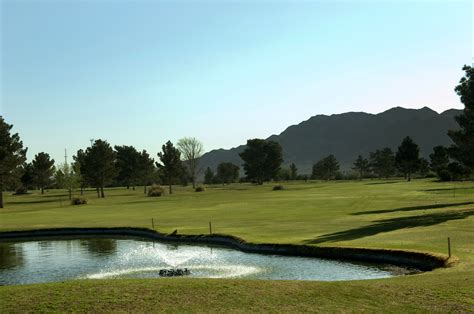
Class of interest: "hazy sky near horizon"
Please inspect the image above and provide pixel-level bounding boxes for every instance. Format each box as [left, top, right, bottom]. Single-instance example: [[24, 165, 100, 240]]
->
[[1, 0, 472, 163]]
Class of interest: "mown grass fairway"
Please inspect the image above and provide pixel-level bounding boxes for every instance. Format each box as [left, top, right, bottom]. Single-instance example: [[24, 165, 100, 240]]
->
[[1, 179, 473, 312]]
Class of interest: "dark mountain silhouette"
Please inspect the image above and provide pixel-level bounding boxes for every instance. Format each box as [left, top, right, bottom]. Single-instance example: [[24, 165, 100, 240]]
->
[[199, 107, 461, 175]]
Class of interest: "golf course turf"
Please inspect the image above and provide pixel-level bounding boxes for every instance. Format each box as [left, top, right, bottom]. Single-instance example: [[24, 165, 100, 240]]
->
[[1, 179, 473, 312]]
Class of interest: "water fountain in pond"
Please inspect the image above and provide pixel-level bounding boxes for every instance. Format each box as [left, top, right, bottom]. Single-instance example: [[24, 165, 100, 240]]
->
[[148, 245, 194, 276], [159, 268, 191, 277], [131, 243, 259, 279], [0, 238, 411, 285], [100, 243, 226, 278]]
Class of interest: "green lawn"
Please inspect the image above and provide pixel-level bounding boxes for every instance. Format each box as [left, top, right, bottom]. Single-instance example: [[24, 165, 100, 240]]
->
[[1, 179, 473, 312]]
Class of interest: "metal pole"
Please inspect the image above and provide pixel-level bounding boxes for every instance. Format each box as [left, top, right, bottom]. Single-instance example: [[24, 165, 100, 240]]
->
[[448, 237, 451, 258], [209, 221, 212, 235]]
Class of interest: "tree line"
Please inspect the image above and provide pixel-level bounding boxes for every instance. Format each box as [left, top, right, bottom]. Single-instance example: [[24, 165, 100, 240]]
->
[[0, 132, 206, 207], [1, 65, 473, 207], [72, 137, 206, 198]]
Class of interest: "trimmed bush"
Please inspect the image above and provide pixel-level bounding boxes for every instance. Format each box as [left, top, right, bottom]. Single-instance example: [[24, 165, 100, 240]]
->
[[195, 186, 205, 192], [148, 185, 165, 197], [71, 197, 87, 205], [272, 185, 284, 191]]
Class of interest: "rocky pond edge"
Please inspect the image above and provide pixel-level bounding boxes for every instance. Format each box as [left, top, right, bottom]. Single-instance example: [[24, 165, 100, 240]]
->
[[0, 227, 458, 271]]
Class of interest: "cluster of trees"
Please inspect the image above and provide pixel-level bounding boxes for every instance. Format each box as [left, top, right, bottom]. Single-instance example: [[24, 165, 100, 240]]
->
[[203, 162, 240, 185], [203, 139, 286, 185], [74, 137, 205, 197], [224, 137, 449, 184], [347, 137, 428, 181], [13, 140, 156, 200], [273, 163, 302, 181], [239, 139, 283, 184], [312, 155, 340, 180], [10, 152, 57, 196], [0, 125, 206, 207], [349, 66, 474, 182], [429, 146, 471, 182]]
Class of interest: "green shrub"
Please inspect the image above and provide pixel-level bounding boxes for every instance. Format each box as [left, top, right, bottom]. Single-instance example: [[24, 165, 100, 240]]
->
[[148, 185, 165, 197], [71, 197, 87, 205], [273, 185, 284, 191], [195, 186, 205, 192]]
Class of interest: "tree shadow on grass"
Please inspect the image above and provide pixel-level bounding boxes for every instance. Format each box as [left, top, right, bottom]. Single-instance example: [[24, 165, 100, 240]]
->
[[10, 193, 69, 198], [7, 199, 62, 205], [422, 187, 474, 192], [352, 202, 474, 215], [41, 193, 69, 198], [305, 209, 474, 244]]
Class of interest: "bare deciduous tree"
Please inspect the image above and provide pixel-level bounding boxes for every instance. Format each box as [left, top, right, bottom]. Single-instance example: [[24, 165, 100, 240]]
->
[[177, 137, 204, 189]]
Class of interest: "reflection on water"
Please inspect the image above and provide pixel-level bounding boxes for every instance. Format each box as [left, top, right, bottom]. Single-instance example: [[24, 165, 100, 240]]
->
[[38, 241, 52, 251], [0, 238, 414, 286], [80, 239, 117, 256], [0, 243, 24, 269]]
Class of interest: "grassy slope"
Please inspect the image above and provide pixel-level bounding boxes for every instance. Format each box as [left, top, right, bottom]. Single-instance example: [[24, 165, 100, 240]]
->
[[1, 180, 473, 312]]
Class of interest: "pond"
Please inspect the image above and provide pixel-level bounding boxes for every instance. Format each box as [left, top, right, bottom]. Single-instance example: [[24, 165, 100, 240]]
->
[[0, 237, 415, 285]]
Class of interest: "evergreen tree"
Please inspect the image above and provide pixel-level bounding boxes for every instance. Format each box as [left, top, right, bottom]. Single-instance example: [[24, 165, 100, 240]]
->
[[395, 136, 420, 181], [20, 162, 34, 191], [114, 145, 140, 189], [73, 149, 87, 195], [136, 150, 155, 194], [31, 152, 55, 194], [429, 146, 449, 179], [289, 163, 298, 180], [204, 167, 214, 185], [157, 141, 182, 194], [449, 65, 474, 176], [418, 158, 430, 177], [0, 117, 27, 208], [239, 139, 283, 184], [352, 155, 370, 179], [82, 140, 117, 198], [216, 162, 240, 184], [369, 148, 396, 179], [312, 154, 340, 180]]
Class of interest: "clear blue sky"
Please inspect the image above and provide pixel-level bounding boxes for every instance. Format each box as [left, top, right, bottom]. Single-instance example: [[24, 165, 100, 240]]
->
[[1, 0, 472, 163]]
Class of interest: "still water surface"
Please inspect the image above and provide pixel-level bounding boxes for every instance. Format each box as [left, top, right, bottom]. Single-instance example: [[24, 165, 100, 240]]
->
[[0, 238, 412, 285]]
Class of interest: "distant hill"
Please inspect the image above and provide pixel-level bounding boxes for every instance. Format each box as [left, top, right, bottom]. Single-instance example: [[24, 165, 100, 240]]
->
[[199, 107, 461, 175]]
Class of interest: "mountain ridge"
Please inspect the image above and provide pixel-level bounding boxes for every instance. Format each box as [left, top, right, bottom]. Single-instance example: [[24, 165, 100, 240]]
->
[[199, 106, 461, 175]]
